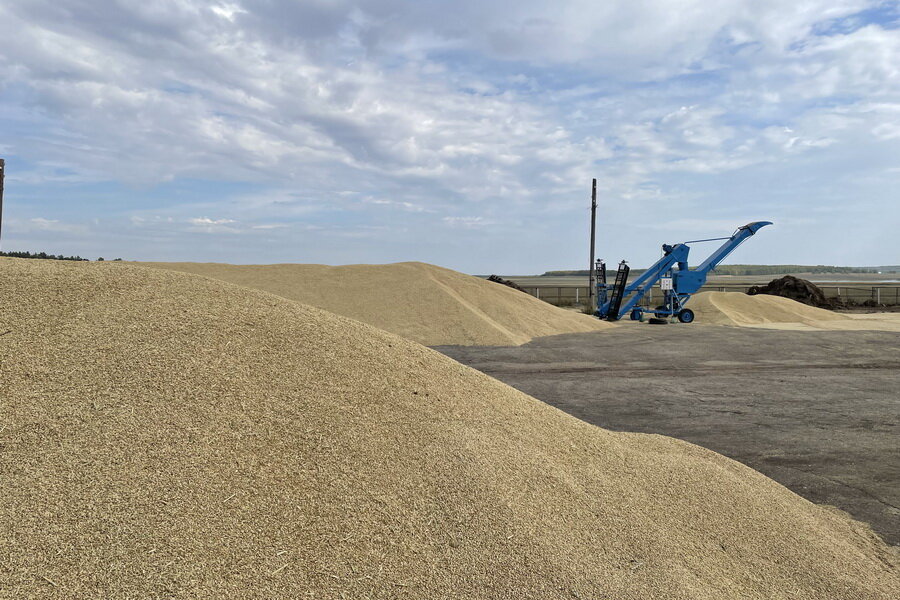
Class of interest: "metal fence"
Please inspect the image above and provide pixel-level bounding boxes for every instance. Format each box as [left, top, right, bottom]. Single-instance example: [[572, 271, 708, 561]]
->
[[521, 284, 900, 308]]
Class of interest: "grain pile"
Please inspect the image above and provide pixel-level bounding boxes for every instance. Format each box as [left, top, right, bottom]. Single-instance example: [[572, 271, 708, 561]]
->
[[141, 261, 610, 346], [1, 258, 898, 599], [690, 291, 900, 331]]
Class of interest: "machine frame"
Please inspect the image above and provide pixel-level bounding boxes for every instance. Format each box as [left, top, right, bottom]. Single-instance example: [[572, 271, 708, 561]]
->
[[596, 221, 772, 323]]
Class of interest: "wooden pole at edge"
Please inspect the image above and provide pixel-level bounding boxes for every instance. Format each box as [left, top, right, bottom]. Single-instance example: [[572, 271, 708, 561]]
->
[[0, 158, 5, 252], [588, 178, 597, 305]]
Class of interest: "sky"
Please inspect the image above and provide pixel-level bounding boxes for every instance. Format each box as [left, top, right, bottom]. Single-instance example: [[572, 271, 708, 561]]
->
[[0, 0, 898, 273]]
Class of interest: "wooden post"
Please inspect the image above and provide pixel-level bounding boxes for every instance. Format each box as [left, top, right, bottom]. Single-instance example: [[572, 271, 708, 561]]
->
[[0, 158, 5, 251], [589, 178, 597, 305]]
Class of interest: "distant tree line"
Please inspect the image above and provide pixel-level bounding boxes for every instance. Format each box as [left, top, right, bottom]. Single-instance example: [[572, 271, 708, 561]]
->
[[0, 250, 88, 261], [703, 265, 878, 276], [0, 250, 123, 262], [542, 265, 879, 277]]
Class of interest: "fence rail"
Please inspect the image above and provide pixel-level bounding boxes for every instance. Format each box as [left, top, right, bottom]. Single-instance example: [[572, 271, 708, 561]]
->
[[521, 284, 900, 308]]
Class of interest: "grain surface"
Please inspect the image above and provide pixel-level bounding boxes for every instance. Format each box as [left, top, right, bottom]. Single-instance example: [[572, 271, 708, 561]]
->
[[690, 291, 900, 330], [1, 258, 898, 599], [141, 261, 611, 346]]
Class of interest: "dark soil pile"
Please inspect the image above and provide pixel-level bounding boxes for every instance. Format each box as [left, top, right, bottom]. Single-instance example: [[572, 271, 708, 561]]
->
[[487, 274, 529, 293], [747, 276, 832, 308]]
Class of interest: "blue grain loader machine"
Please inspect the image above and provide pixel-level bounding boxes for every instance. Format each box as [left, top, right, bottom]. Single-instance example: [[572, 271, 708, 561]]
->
[[595, 221, 772, 323]]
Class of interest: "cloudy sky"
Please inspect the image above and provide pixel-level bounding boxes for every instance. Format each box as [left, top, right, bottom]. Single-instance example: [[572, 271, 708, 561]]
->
[[1, 1, 898, 272]]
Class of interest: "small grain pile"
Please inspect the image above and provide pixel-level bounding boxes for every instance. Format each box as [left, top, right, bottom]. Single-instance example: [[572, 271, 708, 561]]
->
[[2, 258, 899, 598], [690, 291, 900, 331], [141, 261, 610, 346]]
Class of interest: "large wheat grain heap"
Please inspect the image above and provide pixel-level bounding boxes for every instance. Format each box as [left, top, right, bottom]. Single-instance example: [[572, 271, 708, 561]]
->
[[143, 261, 610, 346], [1, 259, 898, 599]]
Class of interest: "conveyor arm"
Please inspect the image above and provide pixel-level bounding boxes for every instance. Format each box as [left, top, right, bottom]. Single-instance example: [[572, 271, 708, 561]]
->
[[694, 221, 773, 276], [598, 221, 772, 321]]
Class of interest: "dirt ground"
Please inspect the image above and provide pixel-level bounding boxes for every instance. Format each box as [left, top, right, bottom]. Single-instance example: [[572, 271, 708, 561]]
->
[[436, 324, 900, 546]]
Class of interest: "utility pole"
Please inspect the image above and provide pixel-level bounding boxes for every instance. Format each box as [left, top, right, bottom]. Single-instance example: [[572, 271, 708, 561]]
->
[[0, 159, 5, 251], [588, 178, 597, 306]]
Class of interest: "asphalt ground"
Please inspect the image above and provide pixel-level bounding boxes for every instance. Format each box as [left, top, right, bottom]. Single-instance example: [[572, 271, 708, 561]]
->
[[436, 324, 900, 546]]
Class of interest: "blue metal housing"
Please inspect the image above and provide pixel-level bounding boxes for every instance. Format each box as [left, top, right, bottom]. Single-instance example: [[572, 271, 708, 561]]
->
[[597, 221, 772, 322]]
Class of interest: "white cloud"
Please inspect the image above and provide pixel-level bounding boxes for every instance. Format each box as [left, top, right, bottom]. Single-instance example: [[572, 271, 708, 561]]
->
[[187, 217, 239, 233], [189, 217, 235, 226], [27, 217, 87, 233], [1, 1, 893, 194], [210, 3, 246, 22], [250, 223, 288, 230], [363, 197, 430, 212], [443, 216, 490, 229]]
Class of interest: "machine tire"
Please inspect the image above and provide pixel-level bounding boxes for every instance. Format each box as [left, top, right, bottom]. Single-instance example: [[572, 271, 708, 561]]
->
[[747, 285, 760, 295], [629, 309, 642, 321], [677, 308, 695, 324], [655, 305, 670, 318]]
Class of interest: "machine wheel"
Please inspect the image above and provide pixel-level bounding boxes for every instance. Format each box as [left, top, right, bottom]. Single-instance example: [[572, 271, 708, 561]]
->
[[747, 285, 760, 295], [677, 308, 695, 324], [629, 309, 642, 321]]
